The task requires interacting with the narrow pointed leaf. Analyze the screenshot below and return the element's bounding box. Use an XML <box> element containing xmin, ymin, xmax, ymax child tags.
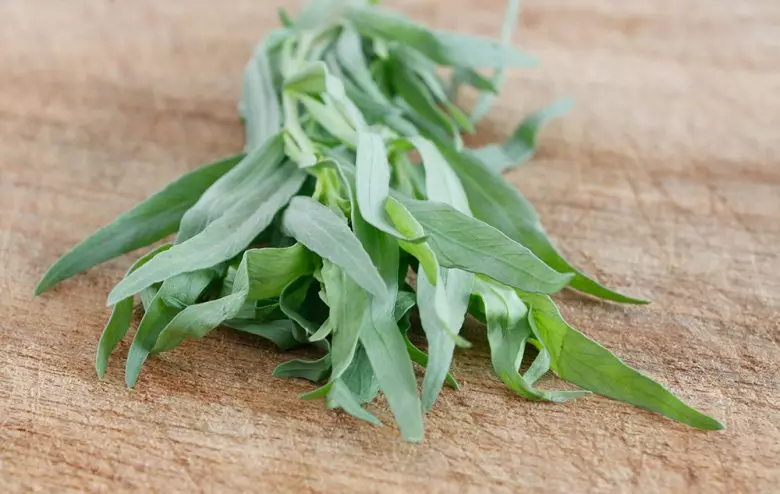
<box><xmin>35</xmin><ymin>154</ymin><xmax>243</xmax><ymax>295</ymax></box>
<box><xmin>327</xmin><ymin>379</ymin><xmax>382</xmax><ymax>426</ymax></box>
<box><xmin>401</xmin><ymin>198</ymin><xmax>573</xmax><ymax>294</ymax></box>
<box><xmin>109</xmin><ymin>137</ymin><xmax>306</xmax><ymax>304</ymax></box>
<box><xmin>346</xmin><ymin>6</ymin><xmax>536</xmax><ymax>69</ymax></box>
<box><xmin>225</xmin><ymin>319</ymin><xmax>302</xmax><ymax>351</ymax></box>
<box><xmin>519</xmin><ymin>291</ymin><xmax>724</xmax><ymax>430</ymax></box>
<box><xmin>96</xmin><ymin>244</ymin><xmax>172</xmax><ymax>378</ymax></box>
<box><xmin>418</xmin><ymin>268</ymin><xmax>474</xmax><ymax>410</ymax></box>
<box><xmin>474</xmin><ymin>278</ymin><xmax>587</xmax><ymax>402</ymax></box>
<box><xmin>444</xmin><ymin>144</ymin><xmax>649</xmax><ymax>304</ymax></box>
<box><xmin>274</xmin><ymin>355</ymin><xmax>331</xmax><ymax>382</ymax></box>
<box><xmin>356</xmin><ymin>131</ymin><xmax>420</xmax><ymax>240</ymax></box>
<box><xmin>282</xmin><ymin>196</ymin><xmax>387</xmax><ymax>299</ymax></box>
<box><xmin>125</xmin><ymin>269</ymin><xmax>216</xmax><ymax>387</ymax></box>
<box><xmin>150</xmin><ymin>244</ymin><xmax>315</xmax><ymax>352</ymax></box>
<box><xmin>470</xmin><ymin>98</ymin><xmax>572</xmax><ymax>172</ymax></box>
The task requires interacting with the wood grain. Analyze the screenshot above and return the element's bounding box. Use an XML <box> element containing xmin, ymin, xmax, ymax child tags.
<box><xmin>1</xmin><ymin>0</ymin><xmax>778</xmax><ymax>492</ymax></box>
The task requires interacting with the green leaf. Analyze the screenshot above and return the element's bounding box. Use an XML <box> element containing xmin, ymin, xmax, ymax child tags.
<box><xmin>346</xmin><ymin>6</ymin><xmax>536</xmax><ymax>69</ymax></box>
<box><xmin>469</xmin><ymin>0</ymin><xmax>521</xmax><ymax>124</ymax></box>
<box><xmin>296</xmin><ymin>0</ymin><xmax>362</xmax><ymax>30</ymax></box>
<box><xmin>335</xmin><ymin>26</ymin><xmax>391</xmax><ymax>106</ymax></box>
<box><xmin>125</xmin><ymin>269</ymin><xmax>217</xmax><ymax>387</ymax></box>
<box><xmin>242</xmin><ymin>45</ymin><xmax>282</xmax><ymax>151</ymax></box>
<box><xmin>284</xmin><ymin>61</ymin><xmax>366</xmax><ymax>135</ymax></box>
<box><xmin>108</xmin><ymin>136</ymin><xmax>306</xmax><ymax>304</ymax></box>
<box><xmin>96</xmin><ymin>243</ymin><xmax>172</xmax><ymax>378</ymax></box>
<box><xmin>401</xmin><ymin>198</ymin><xmax>573</xmax><ymax>294</ymax></box>
<box><xmin>401</xmin><ymin>138</ymin><xmax>473</xmax><ymax>406</ymax></box>
<box><xmin>394</xmin><ymin>291</ymin><xmax>417</xmax><ymax>321</ymax></box>
<box><xmin>35</xmin><ymin>154</ymin><xmax>243</xmax><ymax>295</ymax></box>
<box><xmin>327</xmin><ymin>379</ymin><xmax>382</xmax><ymax>426</ymax></box>
<box><xmin>470</xmin><ymin>98</ymin><xmax>572</xmax><ymax>172</ymax></box>
<box><xmin>397</xmin><ymin>308</ymin><xmax>459</xmax><ymax>389</ymax></box>
<box><xmin>279</xmin><ymin>276</ymin><xmax>325</xmax><ymax>335</ymax></box>
<box><xmin>356</xmin><ymin>131</ymin><xmax>422</xmax><ymax>240</ymax></box>
<box><xmin>523</xmin><ymin>344</ymin><xmax>552</xmax><ymax>386</ymax></box>
<box><xmin>448</xmin><ymin>68</ymin><xmax>498</xmax><ymax>99</ymax></box>
<box><xmin>282</xmin><ymin>196</ymin><xmax>387</xmax><ymax>299</ymax></box>
<box><xmin>140</xmin><ymin>285</ymin><xmax>158</xmax><ymax>312</ymax></box>
<box><xmin>407</xmin><ymin>136</ymin><xmax>470</xmax><ymax>214</ymax></box>
<box><xmin>389</xmin><ymin>60</ymin><xmax>458</xmax><ymax>140</ymax></box>
<box><xmin>383</xmin><ymin>197</ymin><xmax>438</xmax><ymax>285</ymax></box>
<box><xmin>351</xmin><ymin>181</ymin><xmax>424</xmax><ymax>441</ymax></box>
<box><xmin>393</xmin><ymin>48</ymin><xmax>475</xmax><ymax>134</ymax></box>
<box><xmin>519</xmin><ymin>291</ymin><xmax>724</xmax><ymax>430</ymax></box>
<box><xmin>444</xmin><ymin>145</ymin><xmax>649</xmax><ymax>304</ymax></box>
<box><xmin>297</xmin><ymin>94</ymin><xmax>358</xmax><ymax>146</ymax></box>
<box><xmin>321</xmin><ymin>260</ymin><xmax>369</xmax><ymax>381</ymax></box>
<box><xmin>473</xmin><ymin>278</ymin><xmax>587</xmax><ymax>402</ymax></box>
<box><xmin>308</xmin><ymin>318</ymin><xmax>334</xmax><ymax>342</ymax></box>
<box><xmin>417</xmin><ymin>268</ymin><xmax>474</xmax><ymax>410</ymax></box>
<box><xmin>274</xmin><ymin>355</ymin><xmax>331</xmax><ymax>382</ymax></box>
<box><xmin>149</xmin><ymin>244</ymin><xmax>315</xmax><ymax>353</ymax></box>
<box><xmin>278</xmin><ymin>8</ymin><xmax>294</xmax><ymax>27</ymax></box>
<box><xmin>224</xmin><ymin>319</ymin><xmax>302</xmax><ymax>351</ymax></box>
<box><xmin>340</xmin><ymin>344</ymin><xmax>380</xmax><ymax>404</ymax></box>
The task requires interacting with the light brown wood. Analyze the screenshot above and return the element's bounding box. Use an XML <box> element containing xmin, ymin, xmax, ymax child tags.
<box><xmin>1</xmin><ymin>0</ymin><xmax>778</xmax><ymax>492</ymax></box>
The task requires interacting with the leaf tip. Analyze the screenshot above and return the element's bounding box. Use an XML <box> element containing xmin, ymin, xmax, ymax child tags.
<box><xmin>33</xmin><ymin>277</ymin><xmax>51</xmax><ymax>296</ymax></box>
<box><xmin>697</xmin><ymin>415</ymin><xmax>725</xmax><ymax>431</ymax></box>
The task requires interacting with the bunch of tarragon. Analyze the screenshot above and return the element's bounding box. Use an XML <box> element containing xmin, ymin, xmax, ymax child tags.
<box><xmin>35</xmin><ymin>0</ymin><xmax>722</xmax><ymax>441</ymax></box>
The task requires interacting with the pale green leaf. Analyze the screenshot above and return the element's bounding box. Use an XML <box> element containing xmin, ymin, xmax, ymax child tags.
<box><xmin>109</xmin><ymin>136</ymin><xmax>306</xmax><ymax>304</ymax></box>
<box><xmin>35</xmin><ymin>154</ymin><xmax>243</xmax><ymax>295</ymax></box>
<box><xmin>401</xmin><ymin>198</ymin><xmax>573</xmax><ymax>294</ymax></box>
<box><xmin>282</xmin><ymin>196</ymin><xmax>387</xmax><ymax>299</ymax></box>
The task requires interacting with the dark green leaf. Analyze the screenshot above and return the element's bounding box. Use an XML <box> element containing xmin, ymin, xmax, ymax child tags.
<box><xmin>340</xmin><ymin>344</ymin><xmax>380</xmax><ymax>404</ymax></box>
<box><xmin>389</xmin><ymin>60</ymin><xmax>457</xmax><ymax>140</ymax></box>
<box><xmin>322</xmin><ymin>260</ymin><xmax>369</xmax><ymax>380</ymax></box>
<box><xmin>279</xmin><ymin>276</ymin><xmax>324</xmax><ymax>335</ymax></box>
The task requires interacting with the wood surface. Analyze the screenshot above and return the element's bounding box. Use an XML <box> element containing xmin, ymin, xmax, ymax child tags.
<box><xmin>1</xmin><ymin>0</ymin><xmax>778</xmax><ymax>492</ymax></box>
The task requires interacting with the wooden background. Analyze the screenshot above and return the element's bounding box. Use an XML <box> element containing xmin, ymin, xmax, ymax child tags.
<box><xmin>1</xmin><ymin>0</ymin><xmax>778</xmax><ymax>492</ymax></box>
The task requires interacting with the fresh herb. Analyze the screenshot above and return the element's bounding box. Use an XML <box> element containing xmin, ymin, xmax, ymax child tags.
<box><xmin>36</xmin><ymin>0</ymin><xmax>723</xmax><ymax>441</ymax></box>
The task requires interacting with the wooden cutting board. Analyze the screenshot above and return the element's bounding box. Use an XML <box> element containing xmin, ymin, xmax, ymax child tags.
<box><xmin>1</xmin><ymin>1</ymin><xmax>778</xmax><ymax>492</ymax></box>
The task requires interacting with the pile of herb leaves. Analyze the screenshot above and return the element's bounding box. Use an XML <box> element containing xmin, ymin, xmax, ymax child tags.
<box><xmin>35</xmin><ymin>0</ymin><xmax>723</xmax><ymax>441</ymax></box>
